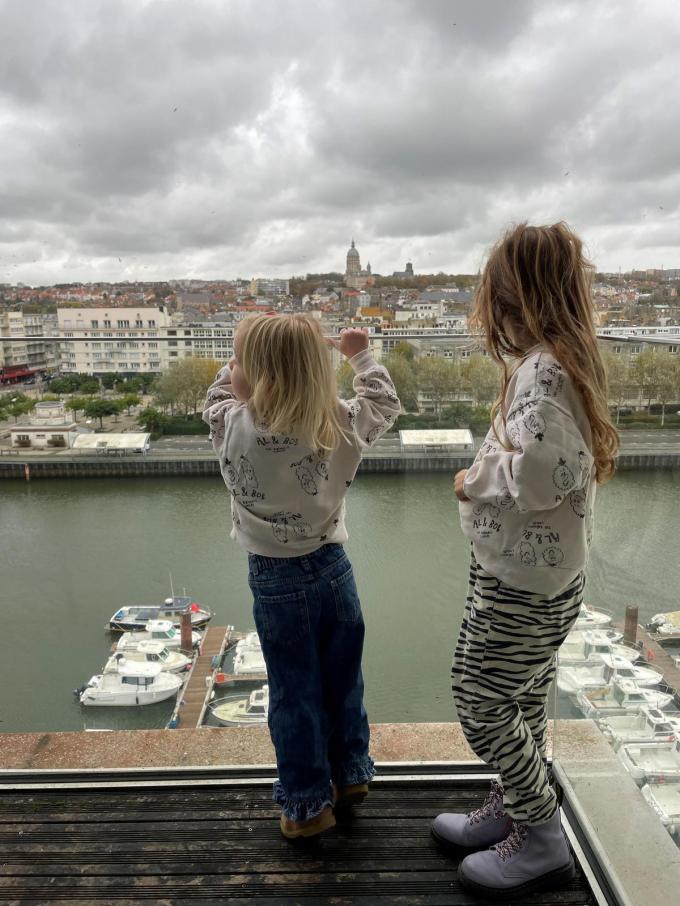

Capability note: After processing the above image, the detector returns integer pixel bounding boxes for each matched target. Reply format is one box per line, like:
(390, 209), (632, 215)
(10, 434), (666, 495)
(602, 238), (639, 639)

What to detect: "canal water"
(1, 470), (678, 733)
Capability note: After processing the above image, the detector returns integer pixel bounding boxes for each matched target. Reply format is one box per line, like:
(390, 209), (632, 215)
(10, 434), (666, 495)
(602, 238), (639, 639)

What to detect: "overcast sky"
(1, 0), (679, 285)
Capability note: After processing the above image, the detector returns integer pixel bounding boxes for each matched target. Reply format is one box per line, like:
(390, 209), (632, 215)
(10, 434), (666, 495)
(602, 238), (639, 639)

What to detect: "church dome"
(347, 239), (360, 259)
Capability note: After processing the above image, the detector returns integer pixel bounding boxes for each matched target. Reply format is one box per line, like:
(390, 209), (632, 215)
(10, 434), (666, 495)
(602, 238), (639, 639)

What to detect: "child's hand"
(327, 327), (369, 359)
(454, 469), (470, 501)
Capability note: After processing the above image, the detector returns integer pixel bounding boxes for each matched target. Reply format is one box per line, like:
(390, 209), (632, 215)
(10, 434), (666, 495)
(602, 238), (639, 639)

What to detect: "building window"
(670, 345), (678, 354)
(91, 320), (99, 328)
(104, 320), (111, 328)
(631, 344), (641, 354)
(117, 320), (130, 329)
(135, 320), (143, 328)
(147, 320), (156, 328)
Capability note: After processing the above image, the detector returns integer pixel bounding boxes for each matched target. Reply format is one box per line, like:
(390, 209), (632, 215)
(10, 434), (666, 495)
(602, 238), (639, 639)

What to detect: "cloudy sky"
(1, 0), (679, 285)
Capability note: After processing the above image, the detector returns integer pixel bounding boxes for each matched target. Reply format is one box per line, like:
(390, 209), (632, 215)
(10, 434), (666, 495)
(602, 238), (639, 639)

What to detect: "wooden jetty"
(168, 626), (247, 729)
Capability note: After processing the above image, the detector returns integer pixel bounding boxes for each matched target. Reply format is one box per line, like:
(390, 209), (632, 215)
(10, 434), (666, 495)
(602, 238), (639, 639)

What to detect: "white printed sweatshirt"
(202, 349), (401, 557)
(460, 348), (596, 596)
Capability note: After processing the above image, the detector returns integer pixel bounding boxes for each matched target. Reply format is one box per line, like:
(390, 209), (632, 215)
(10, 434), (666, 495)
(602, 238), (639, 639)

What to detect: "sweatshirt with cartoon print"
(460, 348), (596, 597)
(202, 349), (401, 557)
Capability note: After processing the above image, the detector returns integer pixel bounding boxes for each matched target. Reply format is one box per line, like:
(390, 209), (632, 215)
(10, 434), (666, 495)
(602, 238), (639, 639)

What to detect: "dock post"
(24, 463), (30, 481)
(180, 609), (193, 655)
(624, 605), (639, 646)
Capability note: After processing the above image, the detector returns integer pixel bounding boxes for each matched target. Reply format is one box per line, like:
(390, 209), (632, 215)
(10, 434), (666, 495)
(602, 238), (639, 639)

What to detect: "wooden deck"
(171, 626), (234, 729)
(0, 767), (601, 904)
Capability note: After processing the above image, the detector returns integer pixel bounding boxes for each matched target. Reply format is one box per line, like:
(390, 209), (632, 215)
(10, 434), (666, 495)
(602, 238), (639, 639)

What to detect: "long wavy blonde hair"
(471, 222), (619, 483)
(236, 313), (344, 452)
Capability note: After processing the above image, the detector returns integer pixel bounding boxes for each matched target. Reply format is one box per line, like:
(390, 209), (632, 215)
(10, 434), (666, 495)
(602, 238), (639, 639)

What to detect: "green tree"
(631, 348), (661, 412)
(417, 357), (459, 421)
(137, 406), (169, 435)
(8, 400), (35, 422)
(153, 357), (223, 417)
(655, 352), (678, 427)
(84, 398), (121, 429)
(391, 341), (416, 362)
(462, 354), (500, 407)
(120, 393), (141, 415)
(65, 396), (91, 422)
(382, 353), (417, 411)
(603, 351), (631, 425)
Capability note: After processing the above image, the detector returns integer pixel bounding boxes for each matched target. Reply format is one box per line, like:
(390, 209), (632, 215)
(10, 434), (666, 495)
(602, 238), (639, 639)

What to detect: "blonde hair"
(236, 314), (344, 452)
(471, 222), (619, 483)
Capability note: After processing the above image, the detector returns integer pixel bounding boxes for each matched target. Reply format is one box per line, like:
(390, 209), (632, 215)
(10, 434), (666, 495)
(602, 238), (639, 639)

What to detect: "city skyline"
(1, 0), (679, 285)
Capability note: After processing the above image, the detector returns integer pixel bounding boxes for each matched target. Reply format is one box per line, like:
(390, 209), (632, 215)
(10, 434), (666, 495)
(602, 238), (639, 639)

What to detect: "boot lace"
(493, 821), (528, 862)
(467, 780), (506, 825)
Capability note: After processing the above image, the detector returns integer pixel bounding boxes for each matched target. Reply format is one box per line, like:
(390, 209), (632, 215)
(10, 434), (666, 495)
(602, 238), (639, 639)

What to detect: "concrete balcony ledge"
(0, 719), (609, 771)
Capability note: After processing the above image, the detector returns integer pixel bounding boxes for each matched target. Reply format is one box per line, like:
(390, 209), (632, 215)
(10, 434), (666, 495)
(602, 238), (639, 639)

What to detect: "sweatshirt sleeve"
(340, 349), (402, 448)
(463, 384), (594, 514)
(202, 365), (242, 448)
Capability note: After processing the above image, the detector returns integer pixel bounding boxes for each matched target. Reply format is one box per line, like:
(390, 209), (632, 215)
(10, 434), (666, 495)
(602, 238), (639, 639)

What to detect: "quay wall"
(1, 450), (679, 479)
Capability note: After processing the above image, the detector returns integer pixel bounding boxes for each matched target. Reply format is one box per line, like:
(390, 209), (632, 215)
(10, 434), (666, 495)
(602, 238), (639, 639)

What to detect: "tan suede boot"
(280, 805), (336, 840)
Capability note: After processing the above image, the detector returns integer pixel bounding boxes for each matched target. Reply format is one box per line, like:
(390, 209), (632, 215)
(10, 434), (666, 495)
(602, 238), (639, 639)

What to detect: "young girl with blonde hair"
(432, 223), (619, 897)
(203, 314), (400, 839)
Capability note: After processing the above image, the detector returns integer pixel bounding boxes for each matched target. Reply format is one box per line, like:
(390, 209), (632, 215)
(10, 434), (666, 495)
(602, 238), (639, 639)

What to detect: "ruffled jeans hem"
(273, 780), (334, 822)
(331, 754), (376, 788)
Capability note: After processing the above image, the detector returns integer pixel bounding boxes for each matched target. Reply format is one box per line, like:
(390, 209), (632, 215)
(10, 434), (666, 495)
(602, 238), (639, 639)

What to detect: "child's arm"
(201, 365), (242, 447)
(462, 396), (594, 513)
(330, 329), (401, 448)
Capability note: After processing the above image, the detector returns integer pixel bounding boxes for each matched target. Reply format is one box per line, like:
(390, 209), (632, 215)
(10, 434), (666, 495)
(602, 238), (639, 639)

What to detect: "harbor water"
(0, 470), (678, 733)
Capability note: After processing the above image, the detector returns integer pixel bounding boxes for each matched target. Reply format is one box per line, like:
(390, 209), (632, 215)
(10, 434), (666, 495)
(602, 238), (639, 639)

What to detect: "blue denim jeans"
(248, 543), (374, 821)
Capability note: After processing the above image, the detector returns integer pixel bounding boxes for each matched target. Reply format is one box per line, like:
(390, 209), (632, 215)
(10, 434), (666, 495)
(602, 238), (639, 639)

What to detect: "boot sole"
(280, 812), (336, 840)
(458, 856), (576, 899)
(334, 790), (368, 812)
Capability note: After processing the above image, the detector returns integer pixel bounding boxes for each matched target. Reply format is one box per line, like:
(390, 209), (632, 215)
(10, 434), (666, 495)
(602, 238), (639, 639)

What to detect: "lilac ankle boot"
(431, 780), (512, 851)
(458, 808), (576, 898)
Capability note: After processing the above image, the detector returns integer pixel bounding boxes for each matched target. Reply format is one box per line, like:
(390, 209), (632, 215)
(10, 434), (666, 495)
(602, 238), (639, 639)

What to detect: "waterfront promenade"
(1, 430), (679, 478)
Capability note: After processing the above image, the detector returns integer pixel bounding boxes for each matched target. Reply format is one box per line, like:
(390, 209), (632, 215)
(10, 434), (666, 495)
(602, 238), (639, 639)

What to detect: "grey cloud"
(0, 0), (679, 283)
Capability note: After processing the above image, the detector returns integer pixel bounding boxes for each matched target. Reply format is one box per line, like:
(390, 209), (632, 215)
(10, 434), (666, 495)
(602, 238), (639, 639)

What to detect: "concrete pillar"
(624, 605), (638, 646)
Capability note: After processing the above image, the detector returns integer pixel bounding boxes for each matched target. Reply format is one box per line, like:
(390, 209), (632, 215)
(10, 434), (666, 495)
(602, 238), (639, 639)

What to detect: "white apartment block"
(56, 307), (236, 375)
(0, 311), (58, 378)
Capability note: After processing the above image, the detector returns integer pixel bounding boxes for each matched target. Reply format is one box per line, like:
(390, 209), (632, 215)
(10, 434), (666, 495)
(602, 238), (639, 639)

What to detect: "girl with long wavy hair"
(432, 223), (619, 898)
(203, 315), (400, 840)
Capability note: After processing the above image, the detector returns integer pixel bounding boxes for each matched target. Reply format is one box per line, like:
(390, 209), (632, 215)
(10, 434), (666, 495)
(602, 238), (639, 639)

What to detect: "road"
(149, 430), (680, 455)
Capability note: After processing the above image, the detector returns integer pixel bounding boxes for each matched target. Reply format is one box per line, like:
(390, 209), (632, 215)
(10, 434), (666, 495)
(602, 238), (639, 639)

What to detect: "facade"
(10, 401), (78, 449)
(249, 278), (290, 297)
(0, 311), (57, 381)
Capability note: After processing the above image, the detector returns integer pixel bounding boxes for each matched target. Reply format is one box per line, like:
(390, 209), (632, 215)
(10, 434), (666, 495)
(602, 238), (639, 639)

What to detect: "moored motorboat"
(619, 737), (680, 785)
(577, 676), (674, 719)
(106, 642), (192, 674)
(107, 595), (212, 632)
(209, 685), (269, 726)
(600, 706), (680, 751)
(74, 661), (183, 706)
(116, 619), (202, 651)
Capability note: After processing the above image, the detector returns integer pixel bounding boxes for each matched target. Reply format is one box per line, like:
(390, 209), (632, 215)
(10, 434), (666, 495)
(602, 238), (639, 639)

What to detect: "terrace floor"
(0, 765), (603, 905)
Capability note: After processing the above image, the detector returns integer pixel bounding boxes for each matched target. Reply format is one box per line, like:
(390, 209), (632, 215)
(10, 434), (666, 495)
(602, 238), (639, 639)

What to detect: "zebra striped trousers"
(451, 552), (584, 825)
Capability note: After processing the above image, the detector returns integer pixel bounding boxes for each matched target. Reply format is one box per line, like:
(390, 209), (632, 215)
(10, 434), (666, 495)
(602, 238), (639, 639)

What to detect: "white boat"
(116, 619), (202, 651)
(74, 661), (183, 706)
(210, 685), (269, 726)
(577, 677), (674, 719)
(647, 611), (680, 638)
(233, 649), (267, 675)
(108, 595), (212, 632)
(619, 737), (680, 785)
(573, 604), (613, 630)
(558, 629), (639, 666)
(641, 782), (680, 836)
(557, 655), (663, 696)
(235, 631), (261, 652)
(233, 633), (267, 675)
(105, 642), (192, 675)
(600, 707), (680, 751)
